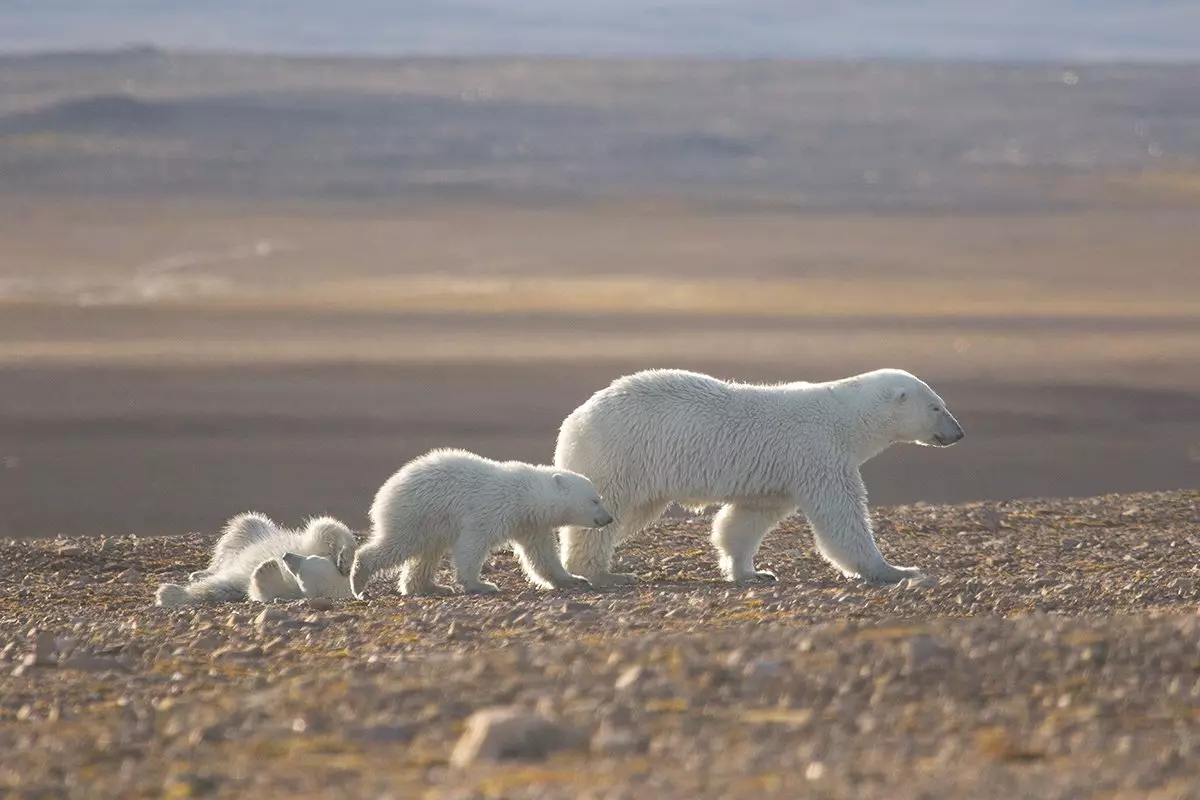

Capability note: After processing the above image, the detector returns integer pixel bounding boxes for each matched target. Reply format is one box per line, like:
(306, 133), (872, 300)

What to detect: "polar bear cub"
(155, 512), (358, 606)
(555, 367), (964, 587)
(350, 448), (613, 598)
(248, 552), (356, 602)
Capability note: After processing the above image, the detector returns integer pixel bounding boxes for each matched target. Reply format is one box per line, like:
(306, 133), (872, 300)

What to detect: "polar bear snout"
(593, 509), (615, 527)
(930, 411), (965, 446)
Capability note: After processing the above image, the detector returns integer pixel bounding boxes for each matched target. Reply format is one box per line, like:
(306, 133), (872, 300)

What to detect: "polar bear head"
(544, 469), (615, 528)
(862, 369), (964, 448)
(279, 552), (355, 599)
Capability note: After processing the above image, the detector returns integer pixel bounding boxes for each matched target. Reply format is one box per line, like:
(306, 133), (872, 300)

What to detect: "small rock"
(743, 658), (785, 680)
(450, 707), (582, 767)
(114, 568), (142, 584)
(255, 608), (289, 632)
(556, 601), (595, 615)
(615, 665), (645, 690)
(1061, 538), (1081, 551)
(32, 630), (59, 665)
(163, 771), (219, 797)
(904, 634), (952, 671)
(350, 723), (417, 743)
(590, 719), (649, 756)
(60, 654), (129, 673)
(190, 633), (223, 653)
(1173, 578), (1195, 593)
(806, 762), (826, 781)
(212, 646), (264, 660)
(56, 545), (84, 557)
(306, 597), (334, 611)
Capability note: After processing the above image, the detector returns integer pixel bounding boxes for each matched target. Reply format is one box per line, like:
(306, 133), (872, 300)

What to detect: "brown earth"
(2, 489), (1199, 798)
(1, 199), (1198, 539)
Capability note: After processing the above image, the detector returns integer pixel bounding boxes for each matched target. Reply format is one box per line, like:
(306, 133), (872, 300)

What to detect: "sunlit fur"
(350, 448), (613, 598)
(154, 513), (357, 606)
(555, 368), (964, 586)
(248, 552), (355, 602)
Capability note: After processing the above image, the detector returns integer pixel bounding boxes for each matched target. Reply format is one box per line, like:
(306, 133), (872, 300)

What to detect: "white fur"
(154, 513), (358, 606)
(554, 368), (964, 587)
(248, 552), (355, 602)
(350, 448), (613, 597)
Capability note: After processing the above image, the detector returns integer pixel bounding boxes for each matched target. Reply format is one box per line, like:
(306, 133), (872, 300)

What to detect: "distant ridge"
(1, 2), (1200, 61)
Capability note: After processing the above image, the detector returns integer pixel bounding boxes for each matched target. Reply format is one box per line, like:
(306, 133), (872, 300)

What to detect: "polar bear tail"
(154, 583), (195, 607)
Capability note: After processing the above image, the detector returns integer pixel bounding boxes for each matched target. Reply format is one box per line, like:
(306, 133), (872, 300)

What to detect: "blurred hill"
(2, 2), (1199, 60)
(0, 52), (1199, 209)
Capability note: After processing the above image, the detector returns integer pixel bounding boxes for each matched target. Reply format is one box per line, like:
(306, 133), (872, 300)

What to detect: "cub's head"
(551, 470), (614, 528)
(280, 553), (355, 599)
(870, 369), (964, 448)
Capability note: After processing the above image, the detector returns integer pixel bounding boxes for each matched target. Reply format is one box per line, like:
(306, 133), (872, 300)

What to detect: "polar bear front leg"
(510, 529), (591, 590)
(711, 503), (793, 583)
(798, 465), (923, 585)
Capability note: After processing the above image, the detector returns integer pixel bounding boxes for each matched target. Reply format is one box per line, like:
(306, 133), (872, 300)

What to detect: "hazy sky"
(2, 1), (1200, 60)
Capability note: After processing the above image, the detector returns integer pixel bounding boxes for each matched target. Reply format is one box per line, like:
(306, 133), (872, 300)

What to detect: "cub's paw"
(463, 581), (502, 596)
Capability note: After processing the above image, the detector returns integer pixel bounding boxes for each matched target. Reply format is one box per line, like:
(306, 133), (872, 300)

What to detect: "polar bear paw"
(463, 580), (502, 595)
(548, 574), (593, 590)
(859, 564), (925, 587)
(731, 569), (778, 585)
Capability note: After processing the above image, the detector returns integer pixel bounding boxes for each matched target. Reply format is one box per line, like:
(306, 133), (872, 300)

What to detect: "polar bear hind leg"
(560, 500), (667, 587)
(398, 548), (456, 596)
(711, 502), (793, 583)
(248, 558), (304, 602)
(452, 530), (500, 595)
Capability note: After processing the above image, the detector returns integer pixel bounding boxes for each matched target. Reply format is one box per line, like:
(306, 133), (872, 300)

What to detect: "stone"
(60, 654), (129, 673)
(450, 707), (582, 767)
(255, 608), (289, 632)
(590, 719), (649, 756)
(114, 568), (142, 584)
(615, 665), (645, 690)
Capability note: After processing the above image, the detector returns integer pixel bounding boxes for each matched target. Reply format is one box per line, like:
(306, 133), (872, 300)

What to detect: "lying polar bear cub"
(350, 448), (613, 597)
(248, 551), (355, 602)
(155, 512), (357, 606)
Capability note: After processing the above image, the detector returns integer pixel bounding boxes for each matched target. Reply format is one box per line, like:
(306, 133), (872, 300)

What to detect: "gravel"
(1, 489), (1198, 798)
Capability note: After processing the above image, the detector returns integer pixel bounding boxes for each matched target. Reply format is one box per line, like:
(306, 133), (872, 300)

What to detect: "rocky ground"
(2, 489), (1199, 799)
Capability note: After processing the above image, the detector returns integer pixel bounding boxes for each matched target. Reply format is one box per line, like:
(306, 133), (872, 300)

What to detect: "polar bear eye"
(929, 404), (941, 412)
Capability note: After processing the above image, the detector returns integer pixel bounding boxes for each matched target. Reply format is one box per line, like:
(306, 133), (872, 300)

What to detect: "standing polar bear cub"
(350, 448), (613, 597)
(555, 368), (964, 587)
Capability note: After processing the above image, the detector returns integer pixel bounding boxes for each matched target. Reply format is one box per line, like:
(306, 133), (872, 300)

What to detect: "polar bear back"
(369, 448), (590, 533)
(555, 368), (880, 511)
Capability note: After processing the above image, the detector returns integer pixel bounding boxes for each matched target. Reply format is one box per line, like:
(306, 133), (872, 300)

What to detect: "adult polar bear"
(555, 368), (964, 587)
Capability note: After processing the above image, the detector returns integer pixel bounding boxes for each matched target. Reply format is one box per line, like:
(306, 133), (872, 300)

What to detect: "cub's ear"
(553, 473), (569, 492)
(892, 388), (908, 403)
(280, 552), (305, 581)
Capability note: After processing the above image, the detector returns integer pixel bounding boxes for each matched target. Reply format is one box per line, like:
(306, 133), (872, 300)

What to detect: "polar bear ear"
(552, 473), (569, 492)
(892, 388), (908, 404)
